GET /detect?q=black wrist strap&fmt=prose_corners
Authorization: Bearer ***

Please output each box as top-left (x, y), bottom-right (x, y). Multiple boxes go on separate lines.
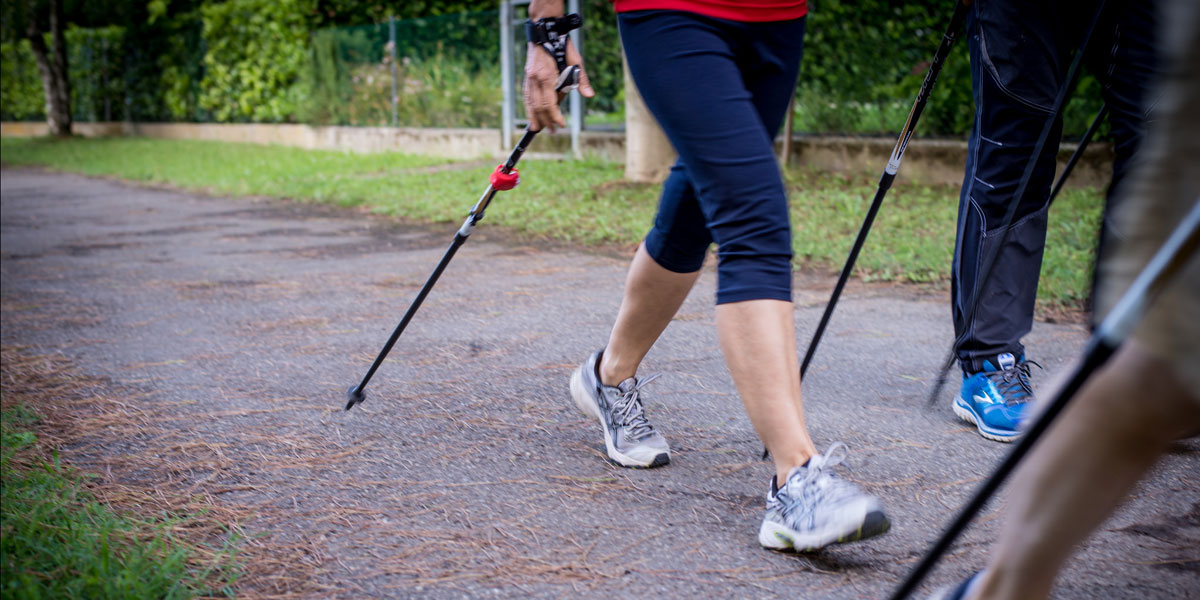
top-left (525, 13), bottom-right (583, 72)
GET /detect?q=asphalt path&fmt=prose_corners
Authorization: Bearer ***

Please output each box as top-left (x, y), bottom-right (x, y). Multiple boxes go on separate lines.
top-left (2, 169), bottom-right (1196, 598)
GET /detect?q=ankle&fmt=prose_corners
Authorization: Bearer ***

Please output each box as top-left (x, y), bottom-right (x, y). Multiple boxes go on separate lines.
top-left (599, 351), bottom-right (636, 387)
top-left (774, 449), bottom-right (816, 484)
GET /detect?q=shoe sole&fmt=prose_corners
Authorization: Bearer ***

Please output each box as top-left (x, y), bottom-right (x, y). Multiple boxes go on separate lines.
top-left (758, 510), bottom-right (891, 552)
top-left (953, 397), bottom-right (1019, 443)
top-left (570, 365), bottom-right (670, 469)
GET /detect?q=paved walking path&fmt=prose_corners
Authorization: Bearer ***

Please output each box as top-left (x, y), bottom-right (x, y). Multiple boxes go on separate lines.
top-left (2, 169), bottom-right (1196, 598)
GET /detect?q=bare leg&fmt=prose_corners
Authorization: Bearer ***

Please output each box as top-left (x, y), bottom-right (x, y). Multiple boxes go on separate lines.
top-left (599, 246), bottom-right (819, 481)
top-left (971, 341), bottom-right (1200, 600)
top-left (717, 299), bottom-right (819, 482)
top-left (599, 243), bottom-right (701, 385)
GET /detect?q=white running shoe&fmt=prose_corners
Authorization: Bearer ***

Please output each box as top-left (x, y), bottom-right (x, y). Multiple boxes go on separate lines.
top-left (758, 442), bottom-right (890, 551)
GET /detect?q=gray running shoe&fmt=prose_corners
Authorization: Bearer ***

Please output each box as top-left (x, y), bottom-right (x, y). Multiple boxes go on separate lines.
top-left (758, 442), bottom-right (890, 551)
top-left (569, 350), bottom-right (670, 468)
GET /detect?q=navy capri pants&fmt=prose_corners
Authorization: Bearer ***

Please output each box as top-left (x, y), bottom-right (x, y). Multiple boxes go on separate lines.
top-left (618, 10), bottom-right (806, 305)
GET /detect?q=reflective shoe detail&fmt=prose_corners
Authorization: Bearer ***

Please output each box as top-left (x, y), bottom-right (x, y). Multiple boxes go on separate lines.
top-left (758, 442), bottom-right (890, 552)
top-left (955, 353), bottom-right (1042, 443)
top-left (569, 350), bottom-right (670, 468)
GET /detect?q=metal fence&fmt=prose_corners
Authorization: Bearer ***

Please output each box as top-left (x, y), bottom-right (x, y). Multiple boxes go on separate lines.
top-left (309, 11), bottom-right (501, 128)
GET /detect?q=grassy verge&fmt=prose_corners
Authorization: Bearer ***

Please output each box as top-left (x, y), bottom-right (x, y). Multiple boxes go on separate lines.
top-left (0, 403), bottom-right (240, 599)
top-left (0, 135), bottom-right (1103, 308)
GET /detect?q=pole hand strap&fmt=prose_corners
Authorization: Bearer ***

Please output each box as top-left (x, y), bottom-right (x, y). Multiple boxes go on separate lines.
top-left (525, 13), bottom-right (583, 92)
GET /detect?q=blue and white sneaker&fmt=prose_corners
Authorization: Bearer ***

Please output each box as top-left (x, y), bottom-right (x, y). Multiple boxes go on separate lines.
top-left (955, 353), bottom-right (1041, 442)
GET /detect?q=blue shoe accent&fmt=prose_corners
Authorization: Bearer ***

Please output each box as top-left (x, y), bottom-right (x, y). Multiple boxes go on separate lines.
top-left (954, 353), bottom-right (1041, 443)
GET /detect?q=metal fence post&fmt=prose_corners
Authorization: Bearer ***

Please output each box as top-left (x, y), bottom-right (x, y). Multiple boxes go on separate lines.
top-left (500, 1), bottom-right (515, 150)
top-left (389, 15), bottom-right (398, 127)
top-left (568, 0), bottom-right (581, 158)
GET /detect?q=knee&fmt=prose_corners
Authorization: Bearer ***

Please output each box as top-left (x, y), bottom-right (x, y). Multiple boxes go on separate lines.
top-left (713, 219), bottom-right (794, 304)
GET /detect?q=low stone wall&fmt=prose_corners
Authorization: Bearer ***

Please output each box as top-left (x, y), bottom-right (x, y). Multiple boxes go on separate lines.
top-left (1, 121), bottom-right (1113, 188)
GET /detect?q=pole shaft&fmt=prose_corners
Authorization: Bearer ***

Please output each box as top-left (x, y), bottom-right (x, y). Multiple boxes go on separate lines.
top-left (799, 0), bottom-right (967, 379)
top-left (800, 173), bottom-right (892, 376)
top-left (351, 127), bottom-right (541, 396)
top-left (353, 233), bottom-right (469, 393)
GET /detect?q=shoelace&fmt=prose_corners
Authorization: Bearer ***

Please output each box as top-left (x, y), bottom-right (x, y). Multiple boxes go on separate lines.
top-left (611, 373), bottom-right (660, 440)
top-left (779, 442), bottom-right (857, 521)
top-left (985, 360), bottom-right (1042, 405)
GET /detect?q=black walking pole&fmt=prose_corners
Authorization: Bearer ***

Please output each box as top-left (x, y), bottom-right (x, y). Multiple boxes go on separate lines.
top-left (345, 15), bottom-right (583, 410)
top-left (344, 127), bottom-right (540, 411)
top-left (890, 200), bottom-right (1200, 599)
top-left (798, 0), bottom-right (967, 379)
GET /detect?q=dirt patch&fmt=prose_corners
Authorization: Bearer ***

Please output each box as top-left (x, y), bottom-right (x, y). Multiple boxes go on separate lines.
top-left (0, 346), bottom-right (332, 598)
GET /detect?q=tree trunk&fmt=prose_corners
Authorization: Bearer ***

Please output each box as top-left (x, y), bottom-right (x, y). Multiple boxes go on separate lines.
top-left (623, 51), bottom-right (674, 183)
top-left (26, 0), bottom-right (72, 136)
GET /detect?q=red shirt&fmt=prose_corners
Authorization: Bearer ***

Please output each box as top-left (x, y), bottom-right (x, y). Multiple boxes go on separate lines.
top-left (613, 0), bottom-right (807, 22)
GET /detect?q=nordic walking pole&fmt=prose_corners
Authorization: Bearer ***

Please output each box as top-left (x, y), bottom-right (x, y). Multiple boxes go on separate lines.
top-left (344, 128), bottom-right (537, 411)
top-left (890, 199), bottom-right (1199, 599)
top-left (798, 0), bottom-right (967, 379)
top-left (346, 15), bottom-right (583, 411)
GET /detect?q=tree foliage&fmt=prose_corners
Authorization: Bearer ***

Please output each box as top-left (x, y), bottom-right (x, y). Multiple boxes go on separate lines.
top-left (0, 0), bottom-right (1106, 136)
top-left (310, 0), bottom-right (495, 28)
top-left (197, 0), bottom-right (311, 122)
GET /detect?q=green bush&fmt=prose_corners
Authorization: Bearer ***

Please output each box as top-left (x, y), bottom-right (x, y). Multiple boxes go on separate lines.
top-left (581, 0), bottom-right (622, 116)
top-left (797, 0), bottom-right (1105, 138)
top-left (0, 40), bottom-right (43, 121)
top-left (198, 0), bottom-right (312, 122)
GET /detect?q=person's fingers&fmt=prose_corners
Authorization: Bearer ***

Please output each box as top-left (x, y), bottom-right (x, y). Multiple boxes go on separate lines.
top-left (522, 76), bottom-right (544, 131)
top-left (523, 47), bottom-right (565, 131)
top-left (566, 42), bottom-right (595, 98)
top-left (525, 51), bottom-right (561, 131)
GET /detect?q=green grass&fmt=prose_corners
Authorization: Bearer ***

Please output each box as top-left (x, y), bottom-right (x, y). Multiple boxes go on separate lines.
top-left (0, 135), bottom-right (1104, 308)
top-left (1, 405), bottom-right (240, 599)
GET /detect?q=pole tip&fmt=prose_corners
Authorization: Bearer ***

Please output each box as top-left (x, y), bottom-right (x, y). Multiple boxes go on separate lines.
top-left (345, 385), bottom-right (366, 411)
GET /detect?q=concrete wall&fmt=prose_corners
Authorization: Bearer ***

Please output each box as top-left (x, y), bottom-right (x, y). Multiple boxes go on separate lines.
top-left (2, 121), bottom-right (1113, 189)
